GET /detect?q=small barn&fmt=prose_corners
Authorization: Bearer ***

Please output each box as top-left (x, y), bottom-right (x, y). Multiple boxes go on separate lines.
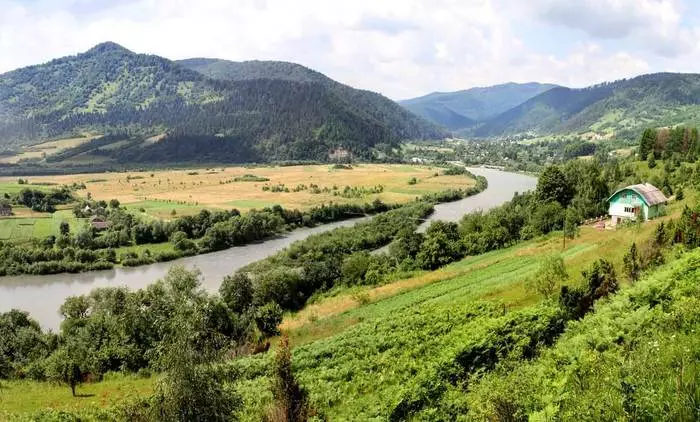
top-left (608, 183), bottom-right (667, 225)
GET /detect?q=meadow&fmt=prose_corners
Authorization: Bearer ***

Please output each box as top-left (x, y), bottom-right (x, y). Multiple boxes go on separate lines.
top-left (0, 164), bottom-right (475, 219)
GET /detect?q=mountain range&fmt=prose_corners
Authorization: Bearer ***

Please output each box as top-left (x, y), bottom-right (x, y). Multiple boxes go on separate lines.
top-left (401, 74), bottom-right (700, 140)
top-left (0, 42), bottom-right (443, 164)
top-left (3, 42), bottom-right (700, 167)
top-left (399, 82), bottom-right (558, 130)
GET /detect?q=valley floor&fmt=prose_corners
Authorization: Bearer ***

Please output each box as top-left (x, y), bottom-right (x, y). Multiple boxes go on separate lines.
top-left (0, 164), bottom-right (474, 220)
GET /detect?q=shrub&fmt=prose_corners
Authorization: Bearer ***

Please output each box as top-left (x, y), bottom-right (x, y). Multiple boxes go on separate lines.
top-left (255, 302), bottom-right (284, 337)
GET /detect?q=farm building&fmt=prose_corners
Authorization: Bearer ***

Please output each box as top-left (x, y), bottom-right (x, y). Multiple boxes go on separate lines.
top-left (0, 203), bottom-right (12, 216)
top-left (89, 216), bottom-right (110, 231)
top-left (608, 183), bottom-right (667, 225)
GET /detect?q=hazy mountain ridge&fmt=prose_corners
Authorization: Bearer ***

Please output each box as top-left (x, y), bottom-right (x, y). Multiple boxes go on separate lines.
top-left (400, 82), bottom-right (558, 129)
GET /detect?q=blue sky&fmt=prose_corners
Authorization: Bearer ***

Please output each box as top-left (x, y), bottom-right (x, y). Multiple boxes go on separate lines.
top-left (1, 0), bottom-right (699, 99)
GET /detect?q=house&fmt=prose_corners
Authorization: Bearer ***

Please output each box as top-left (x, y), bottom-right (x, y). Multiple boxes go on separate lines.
top-left (608, 183), bottom-right (667, 225)
top-left (89, 216), bottom-right (110, 231)
top-left (0, 203), bottom-right (12, 216)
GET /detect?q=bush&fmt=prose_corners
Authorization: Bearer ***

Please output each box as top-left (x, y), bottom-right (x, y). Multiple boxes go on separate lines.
top-left (220, 273), bottom-right (254, 314)
top-left (255, 302), bottom-right (284, 337)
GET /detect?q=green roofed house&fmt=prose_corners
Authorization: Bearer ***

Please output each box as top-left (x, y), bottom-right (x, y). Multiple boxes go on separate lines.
top-left (608, 183), bottom-right (667, 226)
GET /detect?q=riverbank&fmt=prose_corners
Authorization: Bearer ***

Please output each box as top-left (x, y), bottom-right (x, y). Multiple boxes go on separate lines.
top-left (0, 168), bottom-right (534, 330)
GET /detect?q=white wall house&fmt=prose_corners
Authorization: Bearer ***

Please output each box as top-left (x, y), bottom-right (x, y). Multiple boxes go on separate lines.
top-left (608, 183), bottom-right (667, 226)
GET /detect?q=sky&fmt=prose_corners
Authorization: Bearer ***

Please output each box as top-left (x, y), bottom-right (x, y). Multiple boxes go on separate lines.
top-left (1, 0), bottom-right (700, 99)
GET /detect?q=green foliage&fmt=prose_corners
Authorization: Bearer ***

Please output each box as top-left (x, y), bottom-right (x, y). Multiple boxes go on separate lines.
top-left (563, 206), bottom-right (581, 248)
top-left (255, 303), bottom-right (284, 337)
top-left (264, 336), bottom-right (312, 422)
top-left (234, 174), bottom-right (270, 182)
top-left (220, 273), bottom-right (254, 314)
top-left (648, 151), bottom-right (657, 168)
top-left (527, 255), bottom-right (568, 299)
top-left (464, 250), bottom-right (700, 421)
top-left (559, 259), bottom-right (618, 319)
top-left (417, 221), bottom-right (463, 270)
top-left (151, 274), bottom-right (241, 422)
top-left (536, 165), bottom-right (573, 206)
top-left (45, 347), bottom-right (83, 396)
top-left (623, 242), bottom-right (642, 282)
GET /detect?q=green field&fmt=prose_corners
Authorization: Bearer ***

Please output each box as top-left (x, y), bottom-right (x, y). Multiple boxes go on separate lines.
top-left (0, 373), bottom-right (155, 416)
top-left (0, 182), bottom-right (53, 195)
top-left (0, 211), bottom-right (84, 241)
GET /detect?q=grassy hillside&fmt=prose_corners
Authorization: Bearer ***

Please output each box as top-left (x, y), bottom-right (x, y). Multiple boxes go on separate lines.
top-left (475, 73), bottom-right (700, 140)
top-left (400, 82), bottom-right (558, 129)
top-left (0, 43), bottom-right (444, 163)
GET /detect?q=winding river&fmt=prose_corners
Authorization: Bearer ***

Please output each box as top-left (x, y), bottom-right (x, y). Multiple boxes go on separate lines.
top-left (0, 168), bottom-right (536, 330)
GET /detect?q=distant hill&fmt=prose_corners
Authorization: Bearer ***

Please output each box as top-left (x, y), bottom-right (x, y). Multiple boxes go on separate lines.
top-left (474, 73), bottom-right (700, 139)
top-left (400, 82), bottom-right (558, 129)
top-left (0, 43), bottom-right (444, 164)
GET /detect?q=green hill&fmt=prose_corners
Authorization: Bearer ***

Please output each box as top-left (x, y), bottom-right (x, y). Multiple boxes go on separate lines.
top-left (400, 82), bottom-right (558, 129)
top-left (474, 73), bottom-right (700, 139)
top-left (0, 43), bottom-right (444, 164)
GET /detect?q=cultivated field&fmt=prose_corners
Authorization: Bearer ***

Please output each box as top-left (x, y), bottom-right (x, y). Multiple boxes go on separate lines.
top-left (0, 164), bottom-right (475, 219)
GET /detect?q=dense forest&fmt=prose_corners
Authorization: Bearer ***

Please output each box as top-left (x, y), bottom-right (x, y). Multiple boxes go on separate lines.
top-left (0, 43), bottom-right (443, 163)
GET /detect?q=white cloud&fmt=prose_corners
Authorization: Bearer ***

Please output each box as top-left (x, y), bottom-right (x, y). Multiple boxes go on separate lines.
top-left (0, 0), bottom-right (697, 99)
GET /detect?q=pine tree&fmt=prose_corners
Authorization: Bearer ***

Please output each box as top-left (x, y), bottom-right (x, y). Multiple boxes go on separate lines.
top-left (623, 242), bottom-right (642, 282)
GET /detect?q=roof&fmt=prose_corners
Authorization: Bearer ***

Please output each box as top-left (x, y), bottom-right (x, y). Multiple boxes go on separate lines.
top-left (90, 221), bottom-right (110, 229)
top-left (608, 183), bottom-right (667, 206)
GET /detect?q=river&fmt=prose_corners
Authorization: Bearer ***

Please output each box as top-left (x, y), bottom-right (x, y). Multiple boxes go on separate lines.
top-left (0, 167), bottom-right (536, 330)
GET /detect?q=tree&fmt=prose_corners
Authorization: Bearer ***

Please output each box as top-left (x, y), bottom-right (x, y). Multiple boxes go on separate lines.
top-left (639, 128), bottom-right (657, 160)
top-left (341, 252), bottom-right (371, 285)
top-left (527, 255), bottom-right (568, 299)
top-left (416, 221), bottom-right (463, 270)
top-left (647, 152), bottom-right (657, 169)
top-left (559, 259), bottom-right (618, 319)
top-left (109, 199), bottom-right (120, 209)
top-left (220, 272), bottom-right (254, 314)
top-left (265, 335), bottom-right (312, 422)
top-left (563, 207), bottom-right (581, 249)
top-left (654, 222), bottom-right (667, 247)
top-left (676, 188), bottom-right (684, 200)
top-left (153, 283), bottom-right (240, 422)
top-left (536, 165), bottom-right (574, 206)
top-left (59, 221), bottom-right (70, 236)
top-left (255, 302), bottom-right (283, 337)
top-left (46, 347), bottom-right (83, 396)
top-left (623, 242), bottom-right (642, 282)
top-left (171, 231), bottom-right (197, 253)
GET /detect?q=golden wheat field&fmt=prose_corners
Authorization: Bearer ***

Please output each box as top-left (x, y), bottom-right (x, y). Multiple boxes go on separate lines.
top-left (1, 164), bottom-right (475, 218)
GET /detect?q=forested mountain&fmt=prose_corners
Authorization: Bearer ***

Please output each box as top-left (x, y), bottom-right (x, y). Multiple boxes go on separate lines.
top-left (399, 82), bottom-right (558, 129)
top-left (0, 43), bottom-right (444, 163)
top-left (474, 73), bottom-right (700, 139)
